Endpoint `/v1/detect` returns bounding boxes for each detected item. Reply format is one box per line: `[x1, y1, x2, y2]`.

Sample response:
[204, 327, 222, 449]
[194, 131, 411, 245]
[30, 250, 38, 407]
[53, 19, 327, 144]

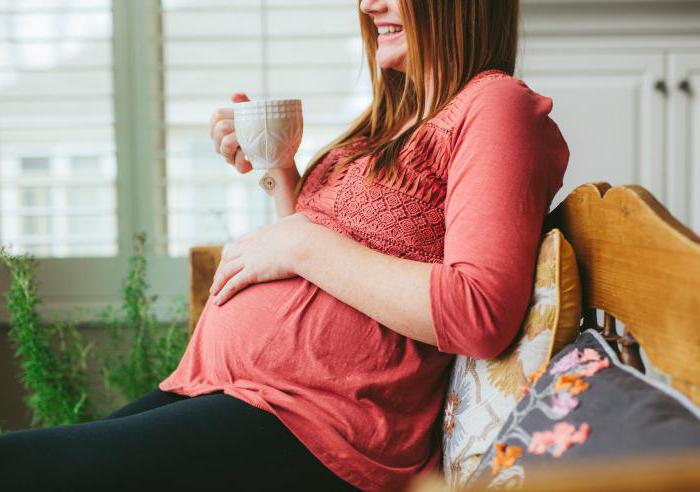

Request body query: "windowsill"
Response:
[0, 294, 190, 327]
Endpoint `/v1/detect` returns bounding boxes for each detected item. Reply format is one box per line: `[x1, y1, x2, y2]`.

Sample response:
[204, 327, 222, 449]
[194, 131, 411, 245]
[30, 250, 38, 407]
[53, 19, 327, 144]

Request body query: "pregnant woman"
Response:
[0, 1, 569, 491]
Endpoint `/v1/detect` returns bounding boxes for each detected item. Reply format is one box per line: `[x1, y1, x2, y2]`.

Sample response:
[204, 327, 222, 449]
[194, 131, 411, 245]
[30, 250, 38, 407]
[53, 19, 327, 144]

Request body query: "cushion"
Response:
[467, 329, 700, 489]
[441, 228, 582, 488]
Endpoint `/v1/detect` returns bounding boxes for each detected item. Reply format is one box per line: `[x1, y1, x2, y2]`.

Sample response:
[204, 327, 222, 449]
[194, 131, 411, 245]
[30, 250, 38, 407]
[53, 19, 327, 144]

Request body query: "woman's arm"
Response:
[263, 166, 301, 218]
[292, 223, 437, 344]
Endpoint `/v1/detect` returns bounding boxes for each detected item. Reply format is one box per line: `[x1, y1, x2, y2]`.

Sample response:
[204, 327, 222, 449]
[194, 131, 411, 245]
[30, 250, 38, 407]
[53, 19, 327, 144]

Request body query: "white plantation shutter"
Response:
[0, 0, 372, 321]
[160, 0, 371, 256]
[0, 0, 371, 259]
[0, 0, 117, 257]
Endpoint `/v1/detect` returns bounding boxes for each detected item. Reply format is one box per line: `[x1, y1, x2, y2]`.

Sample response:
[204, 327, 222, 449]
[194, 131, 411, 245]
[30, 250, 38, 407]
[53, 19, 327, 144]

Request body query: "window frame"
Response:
[0, 0, 369, 325]
[0, 0, 188, 324]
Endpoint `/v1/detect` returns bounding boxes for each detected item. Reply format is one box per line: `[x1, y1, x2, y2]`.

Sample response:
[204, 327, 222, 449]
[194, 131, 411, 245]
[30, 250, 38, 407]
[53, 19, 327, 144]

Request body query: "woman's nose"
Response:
[359, 0, 387, 15]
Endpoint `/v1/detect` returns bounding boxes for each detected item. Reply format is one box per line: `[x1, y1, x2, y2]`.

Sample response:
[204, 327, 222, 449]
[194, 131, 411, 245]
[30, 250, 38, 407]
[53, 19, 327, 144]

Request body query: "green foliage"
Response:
[0, 247, 94, 427]
[98, 232, 189, 402]
[0, 232, 189, 429]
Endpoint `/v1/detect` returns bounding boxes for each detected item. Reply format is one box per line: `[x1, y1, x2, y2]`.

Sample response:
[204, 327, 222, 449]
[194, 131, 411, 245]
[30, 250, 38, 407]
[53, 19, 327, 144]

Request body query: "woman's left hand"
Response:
[209, 212, 312, 306]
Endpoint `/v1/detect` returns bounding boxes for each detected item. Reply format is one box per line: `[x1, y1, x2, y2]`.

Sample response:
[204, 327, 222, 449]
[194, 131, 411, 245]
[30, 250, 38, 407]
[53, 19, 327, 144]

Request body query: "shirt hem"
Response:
[429, 263, 452, 354]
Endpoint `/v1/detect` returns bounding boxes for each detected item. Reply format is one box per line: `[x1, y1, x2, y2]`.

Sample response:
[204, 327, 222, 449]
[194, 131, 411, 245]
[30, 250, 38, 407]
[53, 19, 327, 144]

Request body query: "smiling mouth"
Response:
[377, 25, 403, 35]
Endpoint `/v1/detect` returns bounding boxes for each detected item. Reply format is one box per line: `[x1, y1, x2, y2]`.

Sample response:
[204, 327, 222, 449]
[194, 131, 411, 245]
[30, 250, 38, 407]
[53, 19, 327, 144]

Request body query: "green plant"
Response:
[0, 247, 94, 427]
[0, 232, 189, 429]
[97, 233, 188, 402]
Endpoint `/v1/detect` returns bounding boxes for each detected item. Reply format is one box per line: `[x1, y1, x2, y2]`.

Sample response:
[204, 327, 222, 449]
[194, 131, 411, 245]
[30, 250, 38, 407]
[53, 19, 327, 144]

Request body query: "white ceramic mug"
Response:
[232, 98, 304, 170]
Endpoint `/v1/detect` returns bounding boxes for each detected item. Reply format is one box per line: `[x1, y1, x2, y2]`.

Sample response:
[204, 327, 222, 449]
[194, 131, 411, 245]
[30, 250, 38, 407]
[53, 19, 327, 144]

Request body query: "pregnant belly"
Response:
[193, 275, 401, 385]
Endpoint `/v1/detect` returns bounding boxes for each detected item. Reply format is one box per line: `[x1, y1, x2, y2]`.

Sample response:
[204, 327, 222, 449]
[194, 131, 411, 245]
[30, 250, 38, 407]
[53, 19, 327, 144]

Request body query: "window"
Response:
[159, 0, 371, 256]
[0, 0, 370, 320]
[20, 157, 51, 173]
[0, 0, 118, 258]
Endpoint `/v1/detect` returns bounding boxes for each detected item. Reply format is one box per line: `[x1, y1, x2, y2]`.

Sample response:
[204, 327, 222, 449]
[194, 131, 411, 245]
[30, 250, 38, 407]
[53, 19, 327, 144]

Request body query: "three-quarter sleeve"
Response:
[429, 78, 570, 359]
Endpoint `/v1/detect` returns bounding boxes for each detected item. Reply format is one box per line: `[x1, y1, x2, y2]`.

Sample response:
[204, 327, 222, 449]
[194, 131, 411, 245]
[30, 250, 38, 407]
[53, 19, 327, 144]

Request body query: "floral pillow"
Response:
[467, 329, 700, 489]
[441, 228, 582, 488]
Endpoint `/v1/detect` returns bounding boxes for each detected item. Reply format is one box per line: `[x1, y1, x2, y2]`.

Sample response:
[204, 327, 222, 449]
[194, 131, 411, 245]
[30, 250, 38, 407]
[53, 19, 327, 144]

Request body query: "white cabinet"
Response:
[516, 47, 700, 233]
[668, 52, 700, 232]
[516, 51, 667, 210]
[516, 0, 700, 231]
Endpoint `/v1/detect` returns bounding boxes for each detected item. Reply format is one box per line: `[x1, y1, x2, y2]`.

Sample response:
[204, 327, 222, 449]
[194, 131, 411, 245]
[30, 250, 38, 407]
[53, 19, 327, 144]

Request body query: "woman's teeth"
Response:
[377, 25, 403, 35]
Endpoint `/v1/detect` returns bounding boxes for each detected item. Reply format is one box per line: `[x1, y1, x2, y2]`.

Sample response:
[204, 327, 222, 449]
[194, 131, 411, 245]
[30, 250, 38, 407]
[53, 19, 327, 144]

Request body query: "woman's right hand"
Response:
[209, 92, 253, 174]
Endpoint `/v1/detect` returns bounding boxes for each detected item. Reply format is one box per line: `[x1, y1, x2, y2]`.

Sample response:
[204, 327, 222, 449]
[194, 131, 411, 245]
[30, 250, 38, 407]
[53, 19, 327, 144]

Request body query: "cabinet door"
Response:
[668, 52, 700, 233]
[516, 51, 666, 209]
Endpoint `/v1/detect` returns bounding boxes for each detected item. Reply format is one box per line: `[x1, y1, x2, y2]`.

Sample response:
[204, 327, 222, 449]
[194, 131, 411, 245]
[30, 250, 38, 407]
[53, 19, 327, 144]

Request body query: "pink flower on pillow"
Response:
[528, 430, 556, 455]
[551, 393, 579, 418]
[551, 422, 590, 457]
[549, 349, 583, 375]
[549, 347, 607, 376]
[578, 358, 610, 377]
[580, 348, 601, 363]
[528, 422, 590, 457]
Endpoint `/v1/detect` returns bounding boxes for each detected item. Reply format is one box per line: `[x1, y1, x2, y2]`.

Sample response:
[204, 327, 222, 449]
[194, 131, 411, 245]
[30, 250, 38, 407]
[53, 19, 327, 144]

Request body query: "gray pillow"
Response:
[468, 328, 700, 489]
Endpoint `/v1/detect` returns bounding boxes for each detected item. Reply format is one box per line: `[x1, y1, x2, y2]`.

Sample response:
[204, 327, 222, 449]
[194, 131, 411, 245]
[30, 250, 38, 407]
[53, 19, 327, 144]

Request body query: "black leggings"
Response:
[0, 388, 359, 491]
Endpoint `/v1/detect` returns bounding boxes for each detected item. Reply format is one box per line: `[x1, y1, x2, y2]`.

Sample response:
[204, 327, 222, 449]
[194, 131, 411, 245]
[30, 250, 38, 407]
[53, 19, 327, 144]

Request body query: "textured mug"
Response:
[232, 99, 303, 170]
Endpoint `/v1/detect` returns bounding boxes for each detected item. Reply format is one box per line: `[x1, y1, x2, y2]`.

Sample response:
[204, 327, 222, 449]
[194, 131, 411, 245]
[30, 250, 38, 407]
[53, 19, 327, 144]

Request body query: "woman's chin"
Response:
[377, 57, 406, 72]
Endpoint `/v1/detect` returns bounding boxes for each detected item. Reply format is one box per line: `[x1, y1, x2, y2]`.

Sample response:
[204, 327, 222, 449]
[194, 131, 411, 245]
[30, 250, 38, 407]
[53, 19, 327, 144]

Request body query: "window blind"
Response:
[0, 0, 117, 257]
[159, 0, 371, 256]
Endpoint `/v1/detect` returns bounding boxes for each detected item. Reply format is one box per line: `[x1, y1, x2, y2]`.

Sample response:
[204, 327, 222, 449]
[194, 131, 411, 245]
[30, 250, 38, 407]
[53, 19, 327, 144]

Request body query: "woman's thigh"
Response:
[100, 388, 194, 419]
[0, 393, 358, 492]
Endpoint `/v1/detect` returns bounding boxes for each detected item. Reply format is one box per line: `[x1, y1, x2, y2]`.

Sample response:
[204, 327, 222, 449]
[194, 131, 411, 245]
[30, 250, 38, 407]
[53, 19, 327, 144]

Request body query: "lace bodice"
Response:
[295, 69, 512, 263]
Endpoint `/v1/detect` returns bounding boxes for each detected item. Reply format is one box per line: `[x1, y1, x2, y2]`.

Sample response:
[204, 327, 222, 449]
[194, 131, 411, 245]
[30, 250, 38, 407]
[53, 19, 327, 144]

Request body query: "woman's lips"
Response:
[378, 30, 404, 42]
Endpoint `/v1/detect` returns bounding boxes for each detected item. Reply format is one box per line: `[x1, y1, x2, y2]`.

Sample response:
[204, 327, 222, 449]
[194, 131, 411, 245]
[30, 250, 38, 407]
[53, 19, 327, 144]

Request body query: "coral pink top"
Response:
[159, 68, 570, 491]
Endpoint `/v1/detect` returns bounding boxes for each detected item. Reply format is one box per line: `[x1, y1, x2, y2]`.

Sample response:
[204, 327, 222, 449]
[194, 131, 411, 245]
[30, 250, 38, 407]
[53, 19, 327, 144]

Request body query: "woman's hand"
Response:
[209, 212, 313, 306]
[209, 92, 253, 174]
[209, 91, 302, 219]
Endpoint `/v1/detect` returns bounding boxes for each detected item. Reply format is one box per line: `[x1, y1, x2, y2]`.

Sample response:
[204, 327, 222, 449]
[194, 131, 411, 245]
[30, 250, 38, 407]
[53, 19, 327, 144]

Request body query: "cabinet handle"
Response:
[654, 79, 668, 94]
[678, 79, 691, 95]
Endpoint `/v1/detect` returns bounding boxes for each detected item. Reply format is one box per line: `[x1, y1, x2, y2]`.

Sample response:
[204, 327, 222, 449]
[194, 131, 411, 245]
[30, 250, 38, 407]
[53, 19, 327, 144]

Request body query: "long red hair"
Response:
[294, 0, 521, 199]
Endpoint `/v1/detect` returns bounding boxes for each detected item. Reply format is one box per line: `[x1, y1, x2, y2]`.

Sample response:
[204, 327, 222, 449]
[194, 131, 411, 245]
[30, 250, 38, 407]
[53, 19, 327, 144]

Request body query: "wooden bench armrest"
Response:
[188, 245, 223, 338]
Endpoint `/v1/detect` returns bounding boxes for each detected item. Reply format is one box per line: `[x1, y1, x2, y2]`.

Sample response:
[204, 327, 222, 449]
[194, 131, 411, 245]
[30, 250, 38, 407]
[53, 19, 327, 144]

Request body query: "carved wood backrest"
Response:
[188, 182, 700, 404]
[543, 182, 700, 405]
